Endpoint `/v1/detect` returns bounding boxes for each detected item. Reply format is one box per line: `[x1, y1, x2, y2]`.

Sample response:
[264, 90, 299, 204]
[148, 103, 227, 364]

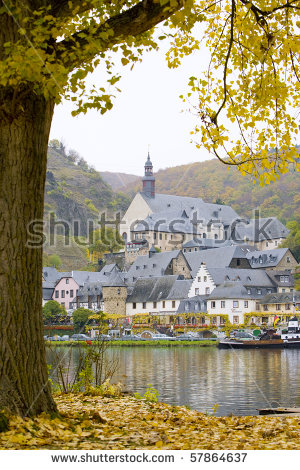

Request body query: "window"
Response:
[198, 277, 201, 282]
[244, 301, 248, 308]
[220, 316, 225, 324]
[257, 289, 262, 295]
[237, 259, 241, 266]
[256, 302, 260, 311]
[142, 302, 146, 309]
[133, 303, 136, 309]
[185, 302, 189, 311]
[162, 301, 166, 308]
[221, 301, 225, 308]
[70, 290, 74, 298]
[66, 278, 69, 284]
[204, 276, 207, 282]
[267, 288, 272, 294]
[55, 290, 59, 298]
[233, 316, 239, 324]
[211, 317, 217, 324]
[153, 232, 157, 240]
[285, 304, 291, 310]
[276, 304, 281, 311]
[153, 302, 157, 308]
[159, 233, 162, 240]
[194, 302, 199, 311]
[172, 300, 176, 308]
[214, 234, 218, 240]
[247, 288, 251, 295]
[275, 240, 278, 246]
[284, 276, 289, 282]
[233, 301, 239, 308]
[211, 301, 216, 308]
[61, 290, 65, 298]
[263, 304, 269, 311]
[287, 256, 291, 263]
[195, 288, 199, 295]
[282, 288, 286, 293]
[61, 302, 65, 307]
[205, 287, 210, 295]
[165, 234, 167, 240]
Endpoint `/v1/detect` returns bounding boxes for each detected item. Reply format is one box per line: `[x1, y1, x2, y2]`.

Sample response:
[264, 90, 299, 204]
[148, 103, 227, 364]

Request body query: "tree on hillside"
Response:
[88, 227, 124, 261]
[0, 0, 186, 417]
[280, 221, 300, 263]
[49, 254, 62, 269]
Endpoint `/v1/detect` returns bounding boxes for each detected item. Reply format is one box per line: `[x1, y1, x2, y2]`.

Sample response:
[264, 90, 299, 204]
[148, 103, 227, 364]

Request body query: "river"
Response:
[46, 346, 300, 416]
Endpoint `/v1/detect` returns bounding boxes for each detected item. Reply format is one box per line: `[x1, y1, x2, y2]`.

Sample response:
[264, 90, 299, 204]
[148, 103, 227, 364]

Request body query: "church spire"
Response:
[142, 151, 155, 198]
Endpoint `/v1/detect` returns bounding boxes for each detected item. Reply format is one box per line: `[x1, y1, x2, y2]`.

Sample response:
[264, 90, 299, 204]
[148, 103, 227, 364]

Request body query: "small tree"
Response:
[49, 254, 62, 269]
[43, 300, 67, 325]
[73, 308, 93, 333]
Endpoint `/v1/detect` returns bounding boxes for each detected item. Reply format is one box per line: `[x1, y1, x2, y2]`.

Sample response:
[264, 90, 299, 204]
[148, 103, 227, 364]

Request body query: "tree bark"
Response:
[0, 86, 57, 416]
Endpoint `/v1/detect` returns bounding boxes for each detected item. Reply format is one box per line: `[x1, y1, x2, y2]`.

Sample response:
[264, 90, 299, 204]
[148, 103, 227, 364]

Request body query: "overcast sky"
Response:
[50, 45, 213, 176]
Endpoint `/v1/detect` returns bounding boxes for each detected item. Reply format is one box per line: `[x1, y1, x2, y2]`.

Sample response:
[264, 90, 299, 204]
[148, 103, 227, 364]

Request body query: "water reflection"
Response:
[46, 346, 300, 416]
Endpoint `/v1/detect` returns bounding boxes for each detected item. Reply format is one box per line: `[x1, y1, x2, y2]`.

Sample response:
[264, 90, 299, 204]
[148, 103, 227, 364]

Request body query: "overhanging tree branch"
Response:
[56, 0, 184, 70]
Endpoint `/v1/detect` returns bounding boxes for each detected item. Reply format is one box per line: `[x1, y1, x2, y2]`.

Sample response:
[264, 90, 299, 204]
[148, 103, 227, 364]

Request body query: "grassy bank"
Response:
[0, 393, 299, 449]
[46, 340, 217, 347]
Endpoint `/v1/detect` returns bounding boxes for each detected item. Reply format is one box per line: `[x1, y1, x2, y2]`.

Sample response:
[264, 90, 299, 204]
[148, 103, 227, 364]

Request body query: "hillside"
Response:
[99, 171, 139, 191]
[43, 146, 130, 269]
[45, 147, 130, 234]
[121, 158, 300, 223]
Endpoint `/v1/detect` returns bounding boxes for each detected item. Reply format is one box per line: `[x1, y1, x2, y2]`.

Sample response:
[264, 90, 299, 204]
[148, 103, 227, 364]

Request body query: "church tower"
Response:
[142, 152, 155, 198]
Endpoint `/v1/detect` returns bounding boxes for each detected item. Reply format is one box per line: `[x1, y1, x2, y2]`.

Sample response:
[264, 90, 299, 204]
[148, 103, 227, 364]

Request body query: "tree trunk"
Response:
[0, 85, 57, 416]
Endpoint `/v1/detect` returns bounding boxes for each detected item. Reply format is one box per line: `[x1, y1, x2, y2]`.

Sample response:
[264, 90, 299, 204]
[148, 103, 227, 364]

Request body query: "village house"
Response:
[125, 275, 192, 318]
[235, 217, 289, 250]
[51, 264, 120, 310]
[246, 248, 298, 271]
[124, 247, 192, 284]
[206, 282, 260, 325]
[259, 292, 300, 315]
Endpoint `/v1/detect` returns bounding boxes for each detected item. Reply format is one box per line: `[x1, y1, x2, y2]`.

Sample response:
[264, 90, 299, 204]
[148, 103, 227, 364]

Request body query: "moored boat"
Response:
[218, 316, 300, 349]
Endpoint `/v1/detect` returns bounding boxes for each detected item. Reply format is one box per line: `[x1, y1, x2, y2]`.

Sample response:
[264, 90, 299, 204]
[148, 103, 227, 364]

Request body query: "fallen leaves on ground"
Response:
[0, 394, 300, 450]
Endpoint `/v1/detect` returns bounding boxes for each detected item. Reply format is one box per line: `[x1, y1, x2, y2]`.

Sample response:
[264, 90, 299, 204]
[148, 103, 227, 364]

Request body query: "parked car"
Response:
[91, 334, 111, 341]
[60, 335, 70, 341]
[71, 334, 90, 341]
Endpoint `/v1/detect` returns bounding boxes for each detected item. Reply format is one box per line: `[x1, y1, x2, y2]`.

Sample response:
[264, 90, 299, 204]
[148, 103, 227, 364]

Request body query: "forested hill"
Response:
[121, 158, 300, 223]
[45, 144, 131, 235]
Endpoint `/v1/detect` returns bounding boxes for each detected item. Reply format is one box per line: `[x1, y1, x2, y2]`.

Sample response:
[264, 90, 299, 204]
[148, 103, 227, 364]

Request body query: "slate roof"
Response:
[208, 282, 258, 300]
[42, 287, 54, 301]
[177, 295, 208, 314]
[124, 250, 183, 282]
[206, 267, 275, 288]
[43, 267, 62, 286]
[74, 282, 104, 303]
[235, 217, 289, 241]
[127, 276, 190, 303]
[167, 279, 193, 300]
[246, 248, 292, 268]
[182, 239, 237, 249]
[261, 292, 300, 304]
[54, 264, 121, 288]
[184, 245, 254, 276]
[135, 194, 241, 232]
[266, 270, 294, 287]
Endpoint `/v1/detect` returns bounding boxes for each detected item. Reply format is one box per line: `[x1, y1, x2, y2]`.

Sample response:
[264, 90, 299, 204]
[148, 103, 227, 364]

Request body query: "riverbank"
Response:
[1, 393, 300, 450]
[46, 340, 217, 347]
